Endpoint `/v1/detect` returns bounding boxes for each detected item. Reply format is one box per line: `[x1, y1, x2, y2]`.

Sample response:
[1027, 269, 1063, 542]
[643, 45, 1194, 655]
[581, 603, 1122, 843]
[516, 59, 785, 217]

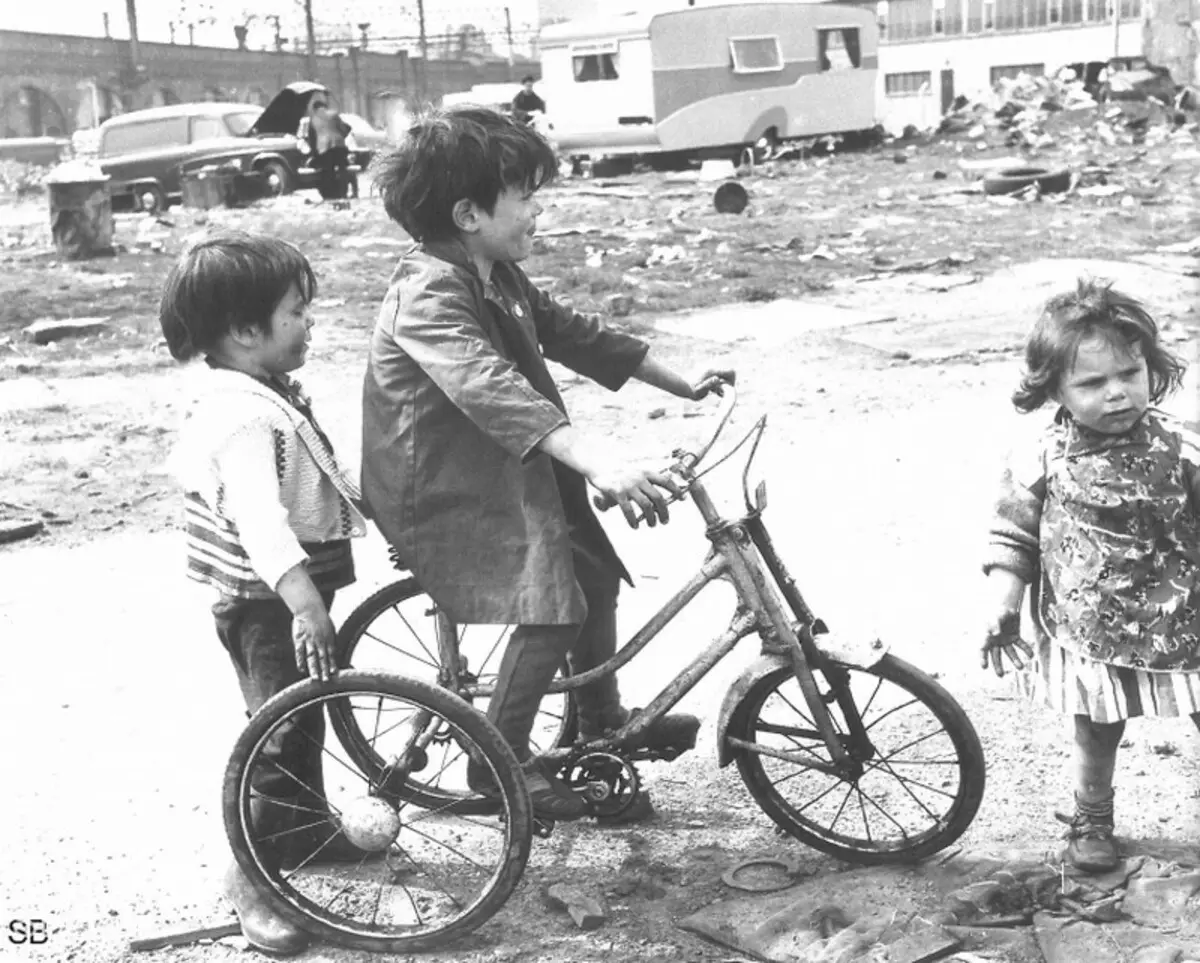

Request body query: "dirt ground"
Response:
[2, 127, 1200, 962]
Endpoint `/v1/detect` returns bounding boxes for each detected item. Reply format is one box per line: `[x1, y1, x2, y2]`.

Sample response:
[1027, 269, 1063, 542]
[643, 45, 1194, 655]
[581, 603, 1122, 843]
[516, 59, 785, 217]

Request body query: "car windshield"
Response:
[225, 110, 262, 136]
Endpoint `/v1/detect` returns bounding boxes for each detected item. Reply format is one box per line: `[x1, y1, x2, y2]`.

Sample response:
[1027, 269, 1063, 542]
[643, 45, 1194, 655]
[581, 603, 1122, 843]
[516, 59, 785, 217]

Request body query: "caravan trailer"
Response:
[538, 1, 878, 159]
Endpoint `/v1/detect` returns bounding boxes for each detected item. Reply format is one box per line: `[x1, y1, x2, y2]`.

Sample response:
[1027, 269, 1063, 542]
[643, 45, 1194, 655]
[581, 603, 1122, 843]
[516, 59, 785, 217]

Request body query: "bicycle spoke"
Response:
[391, 606, 441, 666]
[862, 696, 921, 733]
[363, 628, 440, 671]
[391, 840, 470, 910]
[869, 757, 957, 808]
[853, 781, 912, 839]
[875, 725, 948, 762]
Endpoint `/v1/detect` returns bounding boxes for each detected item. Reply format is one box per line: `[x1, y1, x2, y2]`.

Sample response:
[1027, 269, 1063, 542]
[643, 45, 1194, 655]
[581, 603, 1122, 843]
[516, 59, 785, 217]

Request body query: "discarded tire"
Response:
[982, 166, 1072, 196]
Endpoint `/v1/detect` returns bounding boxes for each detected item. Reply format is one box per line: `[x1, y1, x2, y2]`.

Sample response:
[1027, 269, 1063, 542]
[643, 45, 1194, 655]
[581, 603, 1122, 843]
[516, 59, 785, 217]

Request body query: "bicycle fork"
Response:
[691, 487, 864, 779]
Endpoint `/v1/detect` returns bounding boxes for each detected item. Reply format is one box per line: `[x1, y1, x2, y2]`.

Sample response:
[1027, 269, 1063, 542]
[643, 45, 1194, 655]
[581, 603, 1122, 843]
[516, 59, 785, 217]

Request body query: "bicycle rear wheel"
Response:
[223, 671, 532, 953]
[330, 578, 576, 813]
[729, 653, 985, 864]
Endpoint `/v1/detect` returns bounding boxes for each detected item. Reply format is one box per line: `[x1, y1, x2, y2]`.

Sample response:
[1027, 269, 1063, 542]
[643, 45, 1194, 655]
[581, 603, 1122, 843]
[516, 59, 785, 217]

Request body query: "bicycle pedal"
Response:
[533, 817, 556, 839]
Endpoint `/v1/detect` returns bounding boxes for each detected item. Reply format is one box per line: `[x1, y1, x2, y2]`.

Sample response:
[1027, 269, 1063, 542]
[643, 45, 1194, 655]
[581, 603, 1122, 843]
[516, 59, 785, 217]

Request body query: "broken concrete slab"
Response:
[1122, 870, 1200, 932]
[652, 298, 896, 346]
[23, 316, 110, 344]
[1033, 911, 1200, 963]
[544, 882, 609, 930]
[833, 257, 1200, 364]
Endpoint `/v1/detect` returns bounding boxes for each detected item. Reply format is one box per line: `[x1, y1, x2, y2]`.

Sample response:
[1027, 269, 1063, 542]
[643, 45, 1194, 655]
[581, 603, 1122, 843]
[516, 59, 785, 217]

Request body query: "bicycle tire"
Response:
[729, 653, 985, 864]
[330, 578, 577, 813]
[223, 670, 532, 953]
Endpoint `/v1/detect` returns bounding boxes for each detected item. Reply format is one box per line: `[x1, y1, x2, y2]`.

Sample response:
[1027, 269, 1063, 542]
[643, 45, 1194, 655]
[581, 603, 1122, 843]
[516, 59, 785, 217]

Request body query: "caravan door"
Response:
[543, 33, 659, 153]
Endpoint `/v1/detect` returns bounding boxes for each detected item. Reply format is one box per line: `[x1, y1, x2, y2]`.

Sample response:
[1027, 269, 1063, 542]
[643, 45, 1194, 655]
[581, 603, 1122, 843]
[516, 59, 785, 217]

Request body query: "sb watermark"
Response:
[7, 919, 49, 945]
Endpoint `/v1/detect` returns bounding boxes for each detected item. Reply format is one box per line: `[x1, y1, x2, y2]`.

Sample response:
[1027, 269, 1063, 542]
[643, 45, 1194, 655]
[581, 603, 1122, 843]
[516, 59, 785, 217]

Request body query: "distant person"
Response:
[982, 278, 1200, 875]
[511, 75, 546, 125]
[160, 232, 367, 955]
[305, 97, 355, 200]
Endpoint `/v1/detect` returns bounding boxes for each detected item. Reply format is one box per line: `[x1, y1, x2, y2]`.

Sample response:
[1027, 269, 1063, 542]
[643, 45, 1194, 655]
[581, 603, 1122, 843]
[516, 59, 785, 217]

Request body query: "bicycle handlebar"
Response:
[590, 379, 738, 519]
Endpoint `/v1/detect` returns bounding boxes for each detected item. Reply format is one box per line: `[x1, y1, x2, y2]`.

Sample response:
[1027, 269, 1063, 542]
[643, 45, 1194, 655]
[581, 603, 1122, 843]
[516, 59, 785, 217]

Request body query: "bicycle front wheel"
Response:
[223, 671, 532, 953]
[729, 653, 985, 864]
[330, 578, 576, 813]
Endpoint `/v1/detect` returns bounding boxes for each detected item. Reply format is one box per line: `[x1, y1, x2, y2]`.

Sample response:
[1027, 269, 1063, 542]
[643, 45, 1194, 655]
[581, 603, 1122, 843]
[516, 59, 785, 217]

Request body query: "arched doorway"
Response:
[1, 86, 69, 138]
[153, 87, 181, 107]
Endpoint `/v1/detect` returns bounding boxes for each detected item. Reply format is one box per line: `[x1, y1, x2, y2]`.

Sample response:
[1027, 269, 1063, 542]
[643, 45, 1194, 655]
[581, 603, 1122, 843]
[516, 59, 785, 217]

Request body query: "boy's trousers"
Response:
[213, 594, 336, 813]
[487, 541, 623, 761]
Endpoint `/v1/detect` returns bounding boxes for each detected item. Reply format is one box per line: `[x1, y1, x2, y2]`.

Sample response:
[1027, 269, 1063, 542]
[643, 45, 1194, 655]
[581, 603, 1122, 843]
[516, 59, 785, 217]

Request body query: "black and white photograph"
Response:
[1, 0, 1199, 960]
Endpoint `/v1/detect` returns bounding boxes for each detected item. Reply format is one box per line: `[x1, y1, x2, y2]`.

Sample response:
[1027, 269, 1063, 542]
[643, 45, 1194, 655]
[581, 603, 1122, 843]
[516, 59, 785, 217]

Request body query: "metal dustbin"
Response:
[181, 162, 239, 210]
[45, 161, 114, 260]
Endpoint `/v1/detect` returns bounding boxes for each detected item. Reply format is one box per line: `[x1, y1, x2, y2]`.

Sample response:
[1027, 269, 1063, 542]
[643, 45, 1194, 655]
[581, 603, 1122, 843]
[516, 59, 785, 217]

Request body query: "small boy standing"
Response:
[361, 107, 733, 821]
[161, 232, 366, 956]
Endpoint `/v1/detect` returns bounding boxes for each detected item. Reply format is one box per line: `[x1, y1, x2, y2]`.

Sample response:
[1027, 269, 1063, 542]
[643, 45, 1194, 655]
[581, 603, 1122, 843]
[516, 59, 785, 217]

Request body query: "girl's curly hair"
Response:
[1012, 277, 1184, 413]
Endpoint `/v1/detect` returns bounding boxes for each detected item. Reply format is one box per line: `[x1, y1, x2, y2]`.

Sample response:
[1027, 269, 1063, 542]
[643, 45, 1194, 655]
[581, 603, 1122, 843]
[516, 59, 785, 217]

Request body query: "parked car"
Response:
[96, 82, 355, 213]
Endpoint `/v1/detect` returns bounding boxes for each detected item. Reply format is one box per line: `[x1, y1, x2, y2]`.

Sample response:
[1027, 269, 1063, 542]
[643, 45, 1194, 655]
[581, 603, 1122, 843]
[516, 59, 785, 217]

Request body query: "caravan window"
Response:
[729, 36, 783, 74]
[573, 52, 620, 82]
[817, 28, 862, 71]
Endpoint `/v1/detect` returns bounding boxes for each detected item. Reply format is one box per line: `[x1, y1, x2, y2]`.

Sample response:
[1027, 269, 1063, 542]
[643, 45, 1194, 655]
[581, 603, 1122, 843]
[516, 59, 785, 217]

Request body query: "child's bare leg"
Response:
[1074, 714, 1124, 801]
[1065, 714, 1123, 872]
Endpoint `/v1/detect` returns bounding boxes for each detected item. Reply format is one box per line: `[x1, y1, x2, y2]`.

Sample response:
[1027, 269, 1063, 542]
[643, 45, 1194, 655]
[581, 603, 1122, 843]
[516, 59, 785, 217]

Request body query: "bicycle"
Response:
[223, 383, 987, 954]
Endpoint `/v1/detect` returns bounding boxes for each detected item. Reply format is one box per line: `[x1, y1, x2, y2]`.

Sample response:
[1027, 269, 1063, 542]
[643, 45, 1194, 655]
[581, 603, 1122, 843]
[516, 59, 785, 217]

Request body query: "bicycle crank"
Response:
[561, 751, 641, 818]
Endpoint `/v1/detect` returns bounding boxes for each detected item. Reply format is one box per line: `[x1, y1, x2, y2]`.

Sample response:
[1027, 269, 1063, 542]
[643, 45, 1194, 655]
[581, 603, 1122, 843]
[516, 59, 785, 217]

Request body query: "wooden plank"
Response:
[129, 922, 241, 952]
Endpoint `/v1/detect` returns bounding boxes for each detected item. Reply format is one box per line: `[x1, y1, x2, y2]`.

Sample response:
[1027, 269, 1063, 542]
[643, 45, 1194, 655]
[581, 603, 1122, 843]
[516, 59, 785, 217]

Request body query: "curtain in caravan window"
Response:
[572, 52, 619, 82]
[841, 28, 861, 67]
[817, 28, 861, 70]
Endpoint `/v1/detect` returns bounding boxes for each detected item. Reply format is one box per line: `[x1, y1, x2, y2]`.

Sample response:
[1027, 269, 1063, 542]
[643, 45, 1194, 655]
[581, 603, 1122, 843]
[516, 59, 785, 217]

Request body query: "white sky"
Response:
[0, 0, 541, 52]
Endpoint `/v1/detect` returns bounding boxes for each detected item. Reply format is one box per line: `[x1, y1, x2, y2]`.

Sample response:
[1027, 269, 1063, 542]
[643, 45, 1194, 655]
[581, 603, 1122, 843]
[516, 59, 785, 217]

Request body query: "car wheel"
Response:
[136, 184, 167, 215]
[259, 160, 293, 196]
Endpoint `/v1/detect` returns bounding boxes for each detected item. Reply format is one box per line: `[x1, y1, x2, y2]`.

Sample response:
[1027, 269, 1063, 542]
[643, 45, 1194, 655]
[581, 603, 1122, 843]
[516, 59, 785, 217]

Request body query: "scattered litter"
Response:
[340, 236, 405, 248]
[23, 316, 111, 344]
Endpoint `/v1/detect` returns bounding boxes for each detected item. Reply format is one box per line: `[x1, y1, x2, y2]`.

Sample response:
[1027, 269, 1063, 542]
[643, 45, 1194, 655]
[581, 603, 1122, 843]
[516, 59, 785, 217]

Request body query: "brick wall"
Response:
[0, 29, 540, 137]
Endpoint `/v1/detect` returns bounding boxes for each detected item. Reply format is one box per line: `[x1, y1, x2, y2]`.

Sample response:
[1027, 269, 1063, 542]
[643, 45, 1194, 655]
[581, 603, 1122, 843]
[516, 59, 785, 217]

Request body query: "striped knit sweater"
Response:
[170, 367, 367, 598]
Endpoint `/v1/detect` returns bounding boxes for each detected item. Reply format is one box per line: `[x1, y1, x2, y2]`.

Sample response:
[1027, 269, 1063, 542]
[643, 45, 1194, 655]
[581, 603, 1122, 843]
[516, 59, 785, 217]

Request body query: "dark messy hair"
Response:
[521, 75, 535, 84]
[1012, 277, 1184, 413]
[158, 231, 316, 361]
[370, 105, 558, 242]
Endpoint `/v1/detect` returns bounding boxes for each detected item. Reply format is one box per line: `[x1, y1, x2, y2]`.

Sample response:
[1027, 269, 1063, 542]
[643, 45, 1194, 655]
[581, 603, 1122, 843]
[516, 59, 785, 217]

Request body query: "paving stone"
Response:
[22, 316, 110, 344]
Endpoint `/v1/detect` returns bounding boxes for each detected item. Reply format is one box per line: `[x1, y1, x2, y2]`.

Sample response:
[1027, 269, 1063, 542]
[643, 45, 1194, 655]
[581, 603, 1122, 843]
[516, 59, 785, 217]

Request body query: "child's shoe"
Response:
[223, 862, 310, 956]
[580, 707, 701, 757]
[467, 757, 588, 821]
[1057, 792, 1118, 873]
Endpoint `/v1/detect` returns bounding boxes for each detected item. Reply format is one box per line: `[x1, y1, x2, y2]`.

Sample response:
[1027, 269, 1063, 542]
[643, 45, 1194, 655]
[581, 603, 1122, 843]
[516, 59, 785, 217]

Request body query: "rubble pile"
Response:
[938, 69, 1200, 152]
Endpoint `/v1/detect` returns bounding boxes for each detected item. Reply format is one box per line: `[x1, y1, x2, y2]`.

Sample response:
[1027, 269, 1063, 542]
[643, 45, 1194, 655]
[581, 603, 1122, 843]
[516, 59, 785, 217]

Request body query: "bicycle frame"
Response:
[437, 386, 883, 780]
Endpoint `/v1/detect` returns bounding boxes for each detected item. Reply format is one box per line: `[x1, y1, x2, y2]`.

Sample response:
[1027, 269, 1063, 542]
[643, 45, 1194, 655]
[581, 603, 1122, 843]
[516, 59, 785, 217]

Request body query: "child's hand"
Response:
[981, 609, 1034, 677]
[293, 608, 338, 682]
[689, 367, 736, 400]
[591, 461, 684, 528]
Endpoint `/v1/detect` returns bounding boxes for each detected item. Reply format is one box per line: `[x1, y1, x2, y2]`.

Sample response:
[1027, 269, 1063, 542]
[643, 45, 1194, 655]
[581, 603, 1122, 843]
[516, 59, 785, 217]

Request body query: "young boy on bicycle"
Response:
[161, 232, 367, 955]
[361, 107, 733, 821]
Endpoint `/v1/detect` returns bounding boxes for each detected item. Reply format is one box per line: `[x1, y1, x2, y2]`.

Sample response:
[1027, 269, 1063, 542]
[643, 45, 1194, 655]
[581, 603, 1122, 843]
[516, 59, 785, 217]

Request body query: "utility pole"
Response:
[125, 0, 140, 69]
[304, 0, 317, 80]
[504, 7, 515, 80]
[358, 22, 370, 49]
[416, 0, 428, 98]
[102, 12, 111, 38]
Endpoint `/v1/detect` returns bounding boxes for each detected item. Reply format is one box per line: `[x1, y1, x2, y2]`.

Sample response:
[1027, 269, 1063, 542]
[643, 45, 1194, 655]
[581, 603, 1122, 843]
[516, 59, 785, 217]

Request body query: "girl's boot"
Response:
[1057, 791, 1118, 872]
[223, 861, 309, 956]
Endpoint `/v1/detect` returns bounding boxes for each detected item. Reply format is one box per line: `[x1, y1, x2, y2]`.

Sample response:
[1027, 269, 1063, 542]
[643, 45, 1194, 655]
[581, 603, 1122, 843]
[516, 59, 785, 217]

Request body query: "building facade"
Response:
[0, 29, 538, 140]
[856, 0, 1148, 130]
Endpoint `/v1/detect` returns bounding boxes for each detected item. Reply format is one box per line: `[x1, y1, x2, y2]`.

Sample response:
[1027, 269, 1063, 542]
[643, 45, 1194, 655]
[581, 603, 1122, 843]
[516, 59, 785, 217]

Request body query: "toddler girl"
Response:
[983, 277, 1199, 873]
